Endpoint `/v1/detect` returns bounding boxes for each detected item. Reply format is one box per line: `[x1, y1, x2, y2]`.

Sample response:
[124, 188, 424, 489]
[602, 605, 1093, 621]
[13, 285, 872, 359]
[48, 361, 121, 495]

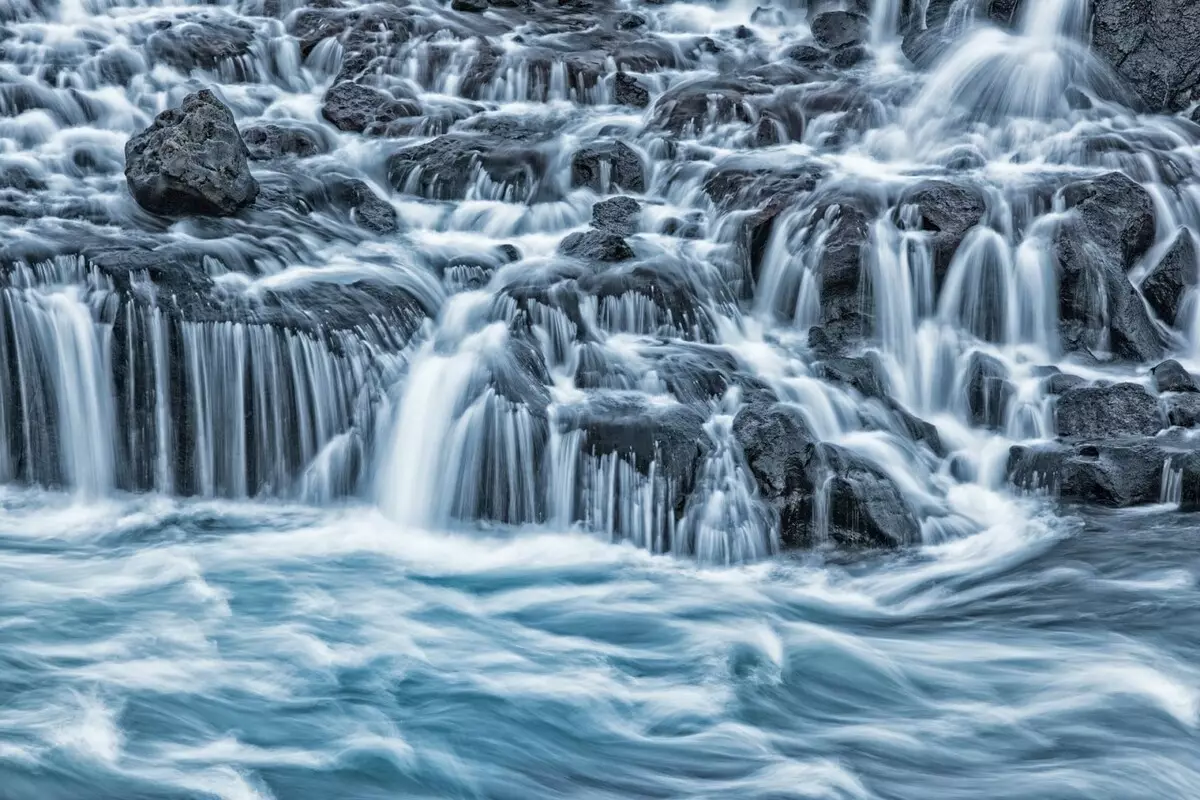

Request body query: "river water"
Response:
[2, 0, 1200, 795]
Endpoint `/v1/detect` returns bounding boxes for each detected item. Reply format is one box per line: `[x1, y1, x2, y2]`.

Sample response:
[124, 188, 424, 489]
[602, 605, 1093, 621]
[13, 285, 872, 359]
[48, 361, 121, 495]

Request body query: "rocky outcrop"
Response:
[1091, 0, 1200, 112]
[1055, 173, 1163, 361]
[124, 89, 259, 217]
[1055, 383, 1165, 439]
[1141, 229, 1197, 327]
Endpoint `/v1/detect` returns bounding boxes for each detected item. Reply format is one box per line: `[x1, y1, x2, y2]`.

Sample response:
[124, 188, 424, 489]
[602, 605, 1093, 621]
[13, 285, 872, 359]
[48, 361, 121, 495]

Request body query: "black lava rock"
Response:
[614, 72, 650, 108]
[124, 89, 259, 217]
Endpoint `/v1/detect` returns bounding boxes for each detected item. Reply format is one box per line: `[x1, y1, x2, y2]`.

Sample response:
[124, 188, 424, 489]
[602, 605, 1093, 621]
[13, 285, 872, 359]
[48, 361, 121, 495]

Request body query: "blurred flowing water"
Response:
[1, 0, 1199, 795]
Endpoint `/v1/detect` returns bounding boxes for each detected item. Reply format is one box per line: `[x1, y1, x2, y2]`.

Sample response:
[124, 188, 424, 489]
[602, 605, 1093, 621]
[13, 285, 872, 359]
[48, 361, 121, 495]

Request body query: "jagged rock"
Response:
[897, 180, 986, 286]
[592, 196, 640, 236]
[146, 15, 254, 72]
[1091, 0, 1200, 112]
[964, 352, 1013, 429]
[649, 77, 765, 135]
[1055, 172, 1163, 361]
[815, 354, 888, 400]
[570, 141, 645, 193]
[810, 11, 868, 49]
[321, 81, 419, 134]
[559, 229, 635, 262]
[733, 400, 918, 549]
[1007, 440, 1170, 507]
[1152, 359, 1199, 393]
[241, 124, 326, 160]
[124, 89, 259, 217]
[1165, 394, 1200, 428]
[329, 178, 398, 234]
[614, 72, 650, 108]
[1055, 383, 1164, 439]
[1141, 229, 1197, 327]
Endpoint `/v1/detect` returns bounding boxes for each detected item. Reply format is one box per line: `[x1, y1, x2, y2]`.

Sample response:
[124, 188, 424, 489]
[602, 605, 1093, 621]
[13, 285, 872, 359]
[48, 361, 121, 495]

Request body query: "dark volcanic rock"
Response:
[592, 196, 640, 236]
[1152, 359, 1199, 394]
[571, 141, 645, 193]
[387, 134, 543, 202]
[614, 72, 650, 108]
[1055, 383, 1164, 439]
[566, 396, 707, 488]
[815, 354, 888, 400]
[965, 352, 1013, 430]
[815, 200, 872, 345]
[124, 89, 259, 217]
[559, 229, 635, 262]
[146, 16, 254, 72]
[321, 81, 418, 134]
[1091, 0, 1200, 112]
[810, 11, 869, 49]
[330, 178, 398, 234]
[1055, 172, 1163, 361]
[897, 180, 986, 286]
[1008, 440, 1171, 507]
[649, 77, 764, 136]
[733, 400, 918, 549]
[1141, 228, 1197, 327]
[241, 124, 325, 160]
[1044, 372, 1087, 395]
[451, 0, 488, 11]
[1165, 394, 1200, 428]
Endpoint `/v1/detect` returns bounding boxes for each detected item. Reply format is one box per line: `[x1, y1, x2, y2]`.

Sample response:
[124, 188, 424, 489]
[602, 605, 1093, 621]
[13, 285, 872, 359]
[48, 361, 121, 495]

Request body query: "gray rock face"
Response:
[241, 124, 326, 161]
[810, 11, 869, 50]
[1055, 172, 1164, 361]
[614, 72, 649, 108]
[1055, 383, 1165, 439]
[124, 89, 259, 217]
[1091, 0, 1200, 112]
[1141, 229, 1197, 327]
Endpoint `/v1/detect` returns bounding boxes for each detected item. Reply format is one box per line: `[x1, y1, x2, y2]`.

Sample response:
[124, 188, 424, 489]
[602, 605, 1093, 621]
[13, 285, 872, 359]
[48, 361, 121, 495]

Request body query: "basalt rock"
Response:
[124, 89, 259, 217]
[146, 15, 254, 72]
[559, 229, 635, 262]
[649, 77, 766, 136]
[964, 352, 1013, 430]
[1007, 439, 1171, 507]
[810, 11, 869, 50]
[570, 141, 645, 194]
[897, 180, 986, 287]
[1141, 228, 1197, 327]
[614, 72, 650, 108]
[592, 196, 640, 236]
[1091, 0, 1200, 113]
[321, 81, 419, 134]
[241, 124, 326, 160]
[1055, 172, 1163, 361]
[1055, 383, 1165, 439]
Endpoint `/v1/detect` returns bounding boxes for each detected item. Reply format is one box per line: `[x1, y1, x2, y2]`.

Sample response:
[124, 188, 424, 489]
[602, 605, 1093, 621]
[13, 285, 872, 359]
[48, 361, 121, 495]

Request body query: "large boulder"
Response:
[1091, 0, 1200, 112]
[558, 229, 635, 262]
[1055, 173, 1163, 361]
[1151, 359, 1199, 394]
[733, 400, 918, 549]
[1140, 228, 1197, 327]
[896, 180, 986, 287]
[124, 89, 259, 217]
[1007, 440, 1171, 507]
[1054, 383, 1165, 439]
[321, 81, 419, 134]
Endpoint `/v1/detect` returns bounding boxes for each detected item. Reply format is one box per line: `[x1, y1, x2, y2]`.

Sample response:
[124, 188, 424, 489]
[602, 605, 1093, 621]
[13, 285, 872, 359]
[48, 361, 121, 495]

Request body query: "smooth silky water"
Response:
[0, 0, 1198, 796]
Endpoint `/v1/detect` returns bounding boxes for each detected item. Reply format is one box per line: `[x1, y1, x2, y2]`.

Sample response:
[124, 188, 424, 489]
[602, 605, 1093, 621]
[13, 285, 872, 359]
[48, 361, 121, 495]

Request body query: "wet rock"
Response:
[1141, 228, 1197, 327]
[815, 201, 872, 345]
[830, 44, 870, 69]
[1055, 383, 1164, 439]
[1091, 0, 1200, 113]
[388, 135, 542, 201]
[614, 72, 650, 108]
[897, 180, 986, 286]
[1165, 394, 1200, 428]
[329, 178, 397, 234]
[1152, 359, 1199, 393]
[321, 81, 419, 134]
[0, 163, 45, 191]
[570, 141, 645, 193]
[592, 195, 640, 236]
[733, 400, 819, 545]
[615, 12, 646, 30]
[649, 77, 765, 136]
[733, 399, 918, 549]
[965, 352, 1013, 430]
[565, 395, 707, 488]
[288, 7, 352, 57]
[578, 259, 715, 338]
[146, 15, 254, 72]
[1007, 440, 1170, 507]
[241, 124, 326, 160]
[785, 43, 829, 65]
[820, 443, 921, 548]
[885, 400, 946, 458]
[451, 0, 488, 11]
[1044, 372, 1087, 395]
[810, 10, 868, 49]
[815, 354, 888, 400]
[124, 89, 259, 217]
[559, 229, 635, 262]
[1056, 173, 1163, 361]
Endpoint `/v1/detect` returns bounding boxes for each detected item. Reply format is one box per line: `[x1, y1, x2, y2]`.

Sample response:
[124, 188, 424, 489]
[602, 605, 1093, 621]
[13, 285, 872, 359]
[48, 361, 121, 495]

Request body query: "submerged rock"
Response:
[124, 89, 259, 217]
[810, 10, 869, 50]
